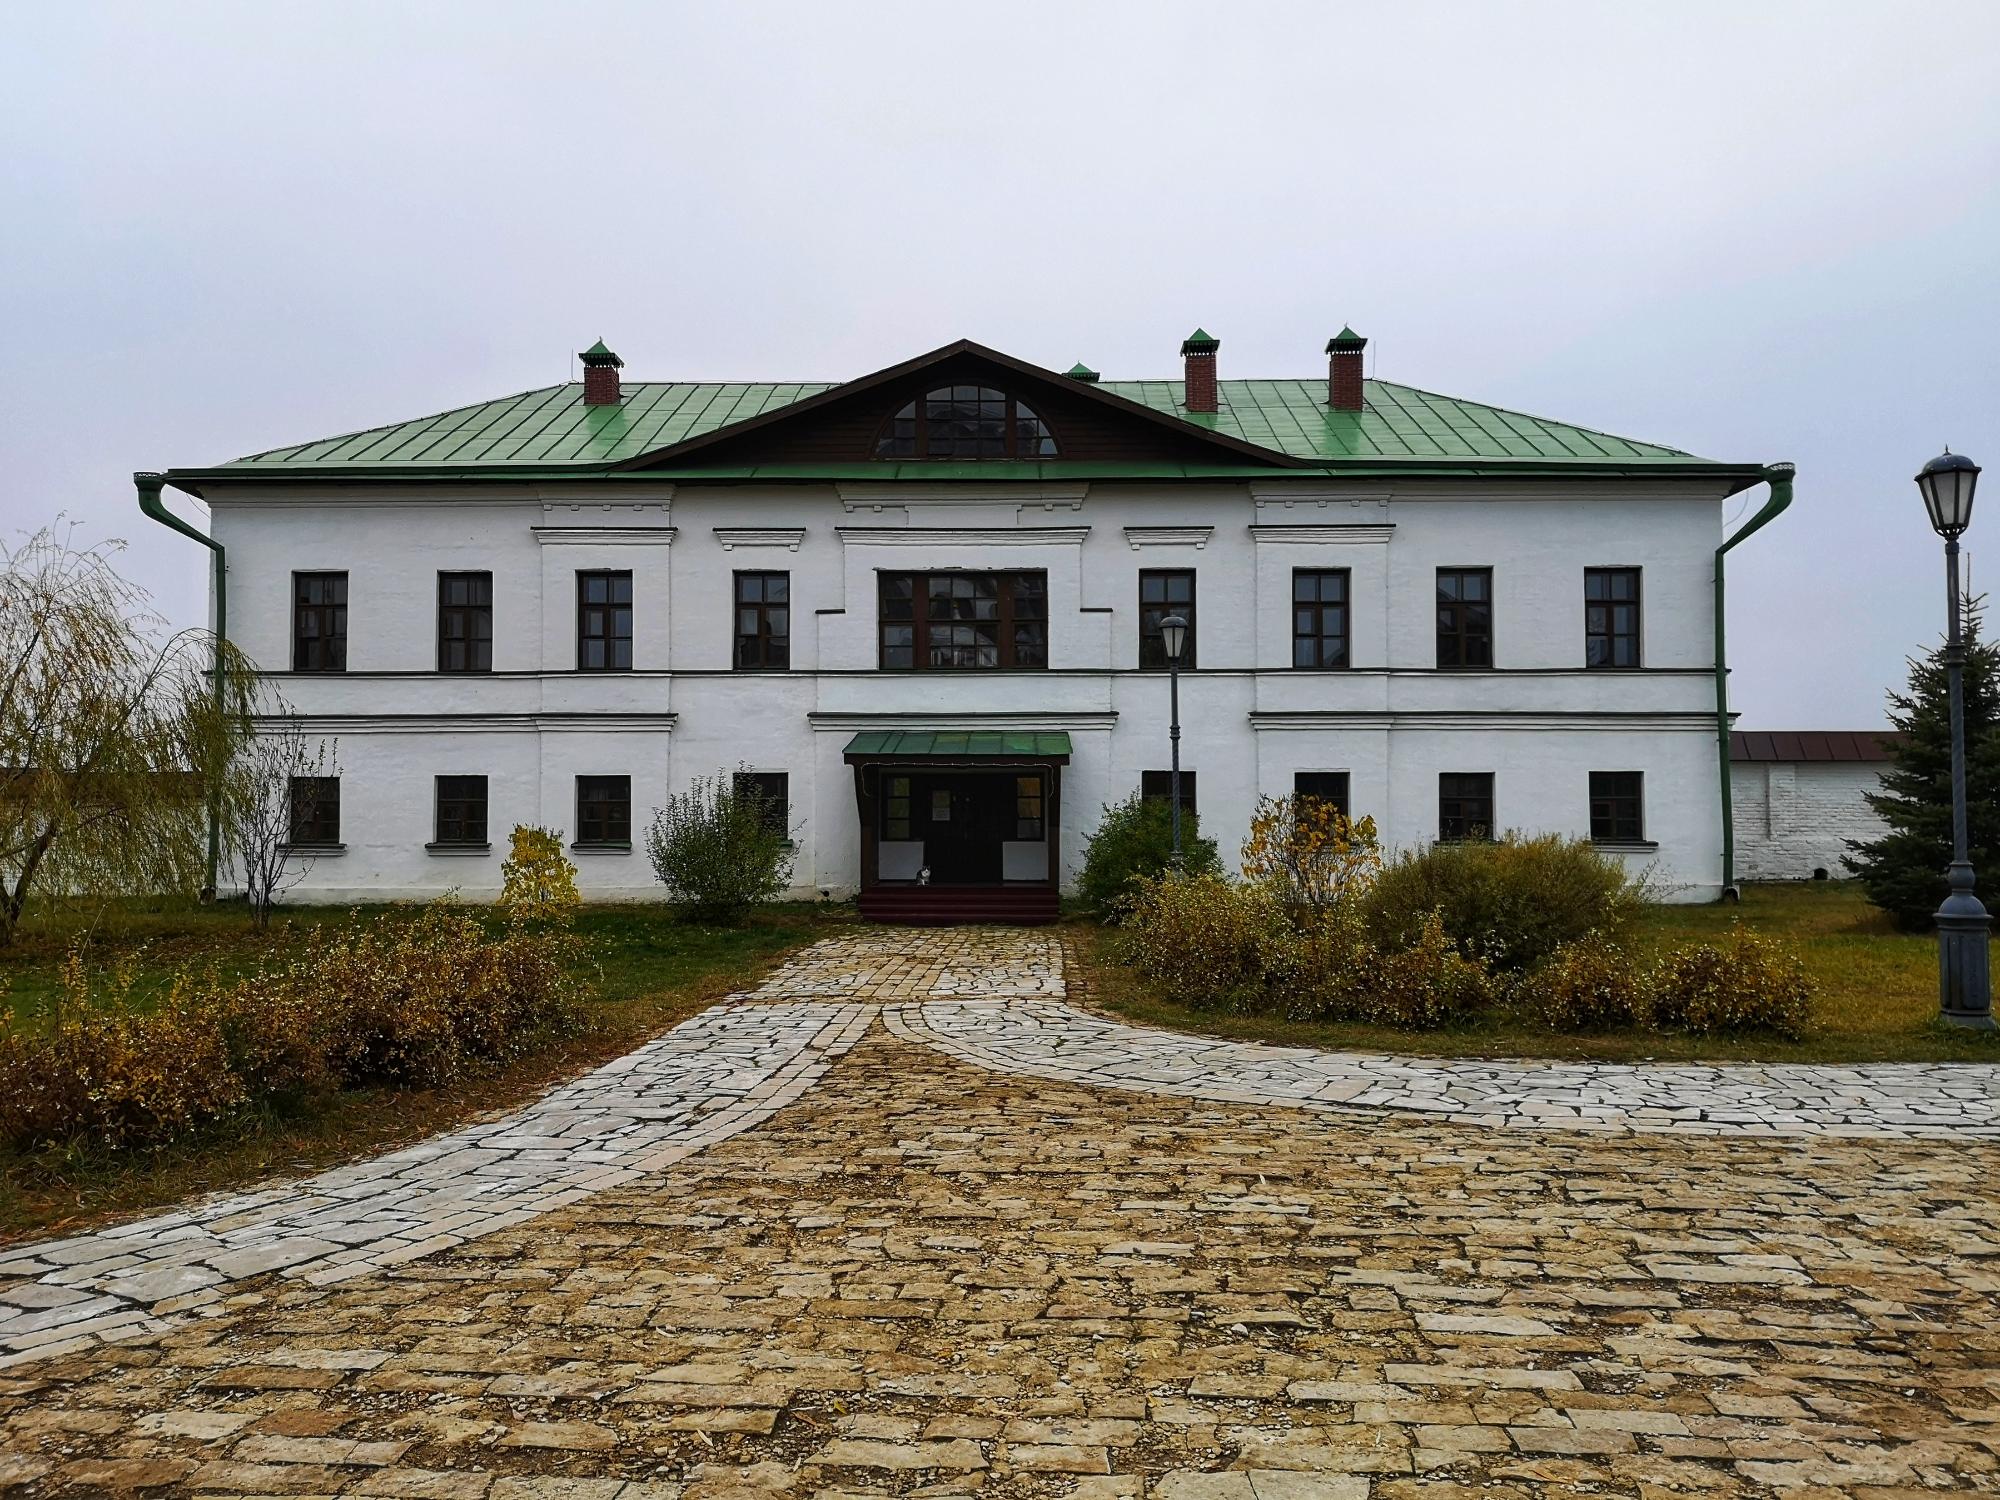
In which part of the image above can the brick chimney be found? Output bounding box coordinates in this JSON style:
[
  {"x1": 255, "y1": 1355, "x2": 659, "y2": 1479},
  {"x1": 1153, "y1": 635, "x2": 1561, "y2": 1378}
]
[
  {"x1": 1326, "y1": 327, "x2": 1366, "y2": 411},
  {"x1": 581, "y1": 339, "x2": 624, "y2": 406},
  {"x1": 1181, "y1": 328, "x2": 1219, "y2": 414}
]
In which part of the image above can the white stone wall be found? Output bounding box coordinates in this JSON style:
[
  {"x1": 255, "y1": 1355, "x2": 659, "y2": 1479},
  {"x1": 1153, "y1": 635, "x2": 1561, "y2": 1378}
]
[
  {"x1": 1731, "y1": 761, "x2": 1889, "y2": 881},
  {"x1": 206, "y1": 475, "x2": 1737, "y2": 903}
]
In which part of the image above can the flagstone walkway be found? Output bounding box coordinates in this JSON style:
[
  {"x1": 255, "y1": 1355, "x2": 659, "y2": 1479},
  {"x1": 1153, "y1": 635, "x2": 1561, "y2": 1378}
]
[{"x1": 4, "y1": 927, "x2": 2000, "y2": 1496}]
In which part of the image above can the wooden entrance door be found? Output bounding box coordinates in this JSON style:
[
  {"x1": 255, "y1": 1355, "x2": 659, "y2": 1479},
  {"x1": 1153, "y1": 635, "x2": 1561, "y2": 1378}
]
[{"x1": 915, "y1": 772, "x2": 1011, "y2": 884}]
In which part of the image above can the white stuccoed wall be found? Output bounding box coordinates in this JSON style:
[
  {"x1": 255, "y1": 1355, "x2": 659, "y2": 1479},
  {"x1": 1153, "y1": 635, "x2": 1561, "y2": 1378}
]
[
  {"x1": 1731, "y1": 761, "x2": 1890, "y2": 881},
  {"x1": 207, "y1": 475, "x2": 1737, "y2": 903}
]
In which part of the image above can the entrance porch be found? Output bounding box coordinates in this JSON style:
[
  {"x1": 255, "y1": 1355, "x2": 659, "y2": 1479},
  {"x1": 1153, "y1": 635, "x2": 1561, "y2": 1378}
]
[{"x1": 844, "y1": 731, "x2": 1068, "y2": 925}]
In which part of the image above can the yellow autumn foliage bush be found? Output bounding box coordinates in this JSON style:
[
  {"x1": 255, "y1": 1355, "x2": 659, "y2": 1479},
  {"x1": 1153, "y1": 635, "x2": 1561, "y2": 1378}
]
[
  {"x1": 0, "y1": 902, "x2": 589, "y2": 1152},
  {"x1": 1646, "y1": 927, "x2": 1815, "y2": 1037}
]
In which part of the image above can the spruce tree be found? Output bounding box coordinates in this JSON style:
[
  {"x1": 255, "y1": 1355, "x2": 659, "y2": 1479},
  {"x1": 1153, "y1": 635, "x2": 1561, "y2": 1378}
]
[{"x1": 1844, "y1": 601, "x2": 2000, "y2": 928}]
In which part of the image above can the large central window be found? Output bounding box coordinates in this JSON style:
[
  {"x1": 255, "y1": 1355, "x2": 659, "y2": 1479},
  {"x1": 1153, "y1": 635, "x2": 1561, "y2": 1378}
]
[
  {"x1": 874, "y1": 386, "x2": 1058, "y2": 459},
  {"x1": 878, "y1": 571, "x2": 1048, "y2": 669}
]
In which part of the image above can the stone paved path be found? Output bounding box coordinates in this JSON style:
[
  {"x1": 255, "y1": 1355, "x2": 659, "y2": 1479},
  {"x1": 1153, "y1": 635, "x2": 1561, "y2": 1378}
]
[{"x1": 4, "y1": 927, "x2": 2000, "y2": 1497}]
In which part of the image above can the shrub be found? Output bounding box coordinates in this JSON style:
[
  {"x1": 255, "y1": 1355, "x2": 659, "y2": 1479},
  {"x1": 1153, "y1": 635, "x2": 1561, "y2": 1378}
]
[
  {"x1": 645, "y1": 769, "x2": 794, "y2": 922},
  {"x1": 1113, "y1": 870, "x2": 1286, "y2": 1009},
  {"x1": 1354, "y1": 911, "x2": 1498, "y2": 1028},
  {"x1": 1647, "y1": 928, "x2": 1816, "y2": 1037},
  {"x1": 500, "y1": 825, "x2": 581, "y2": 924},
  {"x1": 0, "y1": 902, "x2": 588, "y2": 1152},
  {"x1": 1366, "y1": 833, "x2": 1643, "y2": 972},
  {"x1": 1241, "y1": 796, "x2": 1382, "y2": 912},
  {"x1": 1077, "y1": 793, "x2": 1220, "y2": 919},
  {"x1": 1523, "y1": 934, "x2": 1645, "y2": 1032}
]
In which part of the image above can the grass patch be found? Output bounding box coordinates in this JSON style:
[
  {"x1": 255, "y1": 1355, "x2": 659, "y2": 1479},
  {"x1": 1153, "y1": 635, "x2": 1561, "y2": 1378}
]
[
  {"x1": 0, "y1": 898, "x2": 851, "y2": 1242},
  {"x1": 1075, "y1": 880, "x2": 2000, "y2": 1065}
]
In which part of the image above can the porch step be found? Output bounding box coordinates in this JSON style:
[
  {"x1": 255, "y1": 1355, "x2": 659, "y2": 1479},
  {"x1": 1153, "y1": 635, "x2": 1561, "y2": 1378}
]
[{"x1": 858, "y1": 884, "x2": 1061, "y2": 927}]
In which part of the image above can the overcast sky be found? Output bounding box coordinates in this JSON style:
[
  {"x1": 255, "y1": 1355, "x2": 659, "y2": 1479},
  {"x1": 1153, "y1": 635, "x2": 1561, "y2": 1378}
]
[{"x1": 4, "y1": 1, "x2": 1997, "y2": 727}]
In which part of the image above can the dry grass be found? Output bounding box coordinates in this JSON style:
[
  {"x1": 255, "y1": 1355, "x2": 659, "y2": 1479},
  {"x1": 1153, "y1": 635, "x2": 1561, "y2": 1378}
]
[{"x1": 1075, "y1": 880, "x2": 2000, "y2": 1065}]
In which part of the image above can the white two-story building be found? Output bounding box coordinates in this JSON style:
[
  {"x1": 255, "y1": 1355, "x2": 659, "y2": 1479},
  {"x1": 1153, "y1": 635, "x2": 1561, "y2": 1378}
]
[{"x1": 142, "y1": 332, "x2": 1792, "y2": 920}]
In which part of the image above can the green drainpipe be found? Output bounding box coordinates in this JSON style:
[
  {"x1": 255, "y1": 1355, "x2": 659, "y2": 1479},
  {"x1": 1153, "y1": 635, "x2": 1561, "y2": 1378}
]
[
  {"x1": 135, "y1": 471, "x2": 226, "y2": 899},
  {"x1": 1714, "y1": 462, "x2": 1795, "y2": 897}
]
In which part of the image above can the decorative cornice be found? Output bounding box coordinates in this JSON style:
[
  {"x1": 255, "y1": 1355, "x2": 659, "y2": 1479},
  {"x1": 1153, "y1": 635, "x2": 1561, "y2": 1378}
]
[
  {"x1": 1249, "y1": 524, "x2": 1395, "y2": 546},
  {"x1": 1123, "y1": 526, "x2": 1214, "y2": 551},
  {"x1": 1250, "y1": 481, "x2": 1391, "y2": 506},
  {"x1": 713, "y1": 527, "x2": 806, "y2": 551},
  {"x1": 531, "y1": 526, "x2": 678, "y2": 546},
  {"x1": 834, "y1": 526, "x2": 1091, "y2": 548},
  {"x1": 808, "y1": 710, "x2": 1117, "y2": 732},
  {"x1": 837, "y1": 482, "x2": 1088, "y2": 510},
  {"x1": 252, "y1": 712, "x2": 678, "y2": 734}
]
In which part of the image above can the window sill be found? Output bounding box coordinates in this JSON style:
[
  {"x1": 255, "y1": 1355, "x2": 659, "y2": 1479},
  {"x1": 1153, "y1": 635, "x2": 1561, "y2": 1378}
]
[
  {"x1": 280, "y1": 842, "x2": 345, "y2": 856},
  {"x1": 1592, "y1": 839, "x2": 1659, "y2": 852},
  {"x1": 426, "y1": 842, "x2": 493, "y2": 857},
  {"x1": 570, "y1": 841, "x2": 633, "y2": 855}
]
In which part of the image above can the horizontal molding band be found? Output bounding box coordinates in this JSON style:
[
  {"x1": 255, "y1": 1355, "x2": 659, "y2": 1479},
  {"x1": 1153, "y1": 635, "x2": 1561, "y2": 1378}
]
[
  {"x1": 1249, "y1": 523, "x2": 1396, "y2": 545},
  {"x1": 1249, "y1": 711, "x2": 1717, "y2": 732},
  {"x1": 833, "y1": 526, "x2": 1091, "y2": 547},
  {"x1": 254, "y1": 666, "x2": 1718, "y2": 680},
  {"x1": 253, "y1": 713, "x2": 678, "y2": 734},
  {"x1": 531, "y1": 526, "x2": 678, "y2": 546},
  {"x1": 808, "y1": 711, "x2": 1118, "y2": 732},
  {"x1": 713, "y1": 526, "x2": 805, "y2": 550}
]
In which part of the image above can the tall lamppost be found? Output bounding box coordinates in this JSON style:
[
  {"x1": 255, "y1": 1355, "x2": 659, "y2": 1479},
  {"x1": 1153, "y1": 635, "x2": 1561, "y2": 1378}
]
[
  {"x1": 1160, "y1": 612, "x2": 1188, "y2": 864},
  {"x1": 1918, "y1": 448, "x2": 1994, "y2": 1029}
]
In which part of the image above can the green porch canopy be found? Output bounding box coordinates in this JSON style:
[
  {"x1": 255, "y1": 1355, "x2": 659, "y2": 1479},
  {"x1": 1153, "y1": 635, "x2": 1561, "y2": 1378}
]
[{"x1": 843, "y1": 730, "x2": 1072, "y2": 761}]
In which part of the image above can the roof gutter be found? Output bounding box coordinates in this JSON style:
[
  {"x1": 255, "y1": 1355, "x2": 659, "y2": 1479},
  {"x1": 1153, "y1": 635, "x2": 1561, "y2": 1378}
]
[
  {"x1": 135, "y1": 471, "x2": 225, "y2": 899},
  {"x1": 1714, "y1": 462, "x2": 1795, "y2": 896}
]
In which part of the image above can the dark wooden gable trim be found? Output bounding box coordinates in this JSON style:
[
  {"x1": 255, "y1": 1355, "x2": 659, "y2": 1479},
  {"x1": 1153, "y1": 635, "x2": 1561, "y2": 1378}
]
[{"x1": 610, "y1": 339, "x2": 1305, "y2": 471}]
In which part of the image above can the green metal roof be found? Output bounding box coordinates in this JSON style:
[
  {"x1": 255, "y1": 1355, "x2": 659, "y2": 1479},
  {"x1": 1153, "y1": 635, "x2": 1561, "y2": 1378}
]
[
  {"x1": 842, "y1": 731, "x2": 1073, "y2": 760},
  {"x1": 209, "y1": 377, "x2": 1700, "y2": 474}
]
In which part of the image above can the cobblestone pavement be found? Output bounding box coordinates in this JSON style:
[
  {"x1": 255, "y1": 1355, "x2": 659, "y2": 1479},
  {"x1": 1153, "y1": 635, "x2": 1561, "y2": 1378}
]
[
  {"x1": 895, "y1": 995, "x2": 2000, "y2": 1139},
  {"x1": 4, "y1": 927, "x2": 2000, "y2": 1496}
]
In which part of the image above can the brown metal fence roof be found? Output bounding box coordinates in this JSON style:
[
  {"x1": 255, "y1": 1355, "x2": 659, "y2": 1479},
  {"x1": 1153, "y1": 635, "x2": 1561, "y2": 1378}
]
[{"x1": 1729, "y1": 730, "x2": 1904, "y2": 764}]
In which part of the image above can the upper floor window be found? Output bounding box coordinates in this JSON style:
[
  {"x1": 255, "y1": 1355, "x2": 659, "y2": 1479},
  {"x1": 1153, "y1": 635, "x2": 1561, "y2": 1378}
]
[
  {"x1": 1436, "y1": 568, "x2": 1493, "y2": 668},
  {"x1": 874, "y1": 386, "x2": 1058, "y2": 460},
  {"x1": 1138, "y1": 570, "x2": 1196, "y2": 668},
  {"x1": 292, "y1": 572, "x2": 347, "y2": 672},
  {"x1": 1293, "y1": 569, "x2": 1350, "y2": 668},
  {"x1": 734, "y1": 571, "x2": 790, "y2": 670},
  {"x1": 577, "y1": 571, "x2": 633, "y2": 671},
  {"x1": 1585, "y1": 568, "x2": 1642, "y2": 668},
  {"x1": 438, "y1": 572, "x2": 492, "y2": 673},
  {"x1": 879, "y1": 571, "x2": 1047, "y2": 670}
]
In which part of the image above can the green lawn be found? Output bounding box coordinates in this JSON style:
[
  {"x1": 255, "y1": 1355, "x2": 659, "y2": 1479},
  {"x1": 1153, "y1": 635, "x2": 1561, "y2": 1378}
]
[
  {"x1": 1078, "y1": 880, "x2": 2000, "y2": 1065},
  {"x1": 0, "y1": 898, "x2": 851, "y2": 1241}
]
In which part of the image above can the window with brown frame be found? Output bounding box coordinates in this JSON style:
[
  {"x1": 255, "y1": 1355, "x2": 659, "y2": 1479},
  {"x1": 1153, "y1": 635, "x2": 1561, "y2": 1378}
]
[
  {"x1": 1015, "y1": 774, "x2": 1045, "y2": 840},
  {"x1": 1589, "y1": 771, "x2": 1645, "y2": 843},
  {"x1": 575, "y1": 775, "x2": 631, "y2": 846},
  {"x1": 432, "y1": 775, "x2": 488, "y2": 846},
  {"x1": 1138, "y1": 569, "x2": 1196, "y2": 668},
  {"x1": 287, "y1": 776, "x2": 340, "y2": 846},
  {"x1": 1438, "y1": 772, "x2": 1495, "y2": 841},
  {"x1": 733, "y1": 571, "x2": 790, "y2": 669},
  {"x1": 873, "y1": 385, "x2": 1058, "y2": 459},
  {"x1": 881, "y1": 774, "x2": 914, "y2": 840},
  {"x1": 1294, "y1": 771, "x2": 1350, "y2": 818},
  {"x1": 1141, "y1": 769, "x2": 1196, "y2": 818},
  {"x1": 292, "y1": 572, "x2": 348, "y2": 672},
  {"x1": 878, "y1": 571, "x2": 1048, "y2": 670},
  {"x1": 1293, "y1": 569, "x2": 1350, "y2": 668},
  {"x1": 1585, "y1": 568, "x2": 1642, "y2": 668},
  {"x1": 577, "y1": 571, "x2": 633, "y2": 671},
  {"x1": 732, "y1": 770, "x2": 790, "y2": 838},
  {"x1": 1436, "y1": 568, "x2": 1493, "y2": 668},
  {"x1": 437, "y1": 572, "x2": 492, "y2": 673}
]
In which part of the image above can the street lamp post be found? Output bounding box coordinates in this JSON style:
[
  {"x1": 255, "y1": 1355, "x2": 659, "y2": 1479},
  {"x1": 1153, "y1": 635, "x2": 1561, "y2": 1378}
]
[
  {"x1": 1917, "y1": 449, "x2": 1994, "y2": 1029},
  {"x1": 1160, "y1": 613, "x2": 1188, "y2": 864}
]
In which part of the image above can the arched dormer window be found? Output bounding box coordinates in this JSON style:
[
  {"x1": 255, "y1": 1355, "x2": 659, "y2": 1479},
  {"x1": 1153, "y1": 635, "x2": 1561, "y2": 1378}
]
[{"x1": 874, "y1": 385, "x2": 1058, "y2": 459}]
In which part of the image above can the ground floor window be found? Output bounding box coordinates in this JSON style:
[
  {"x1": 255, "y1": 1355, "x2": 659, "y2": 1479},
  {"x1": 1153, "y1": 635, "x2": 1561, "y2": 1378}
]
[
  {"x1": 433, "y1": 775, "x2": 488, "y2": 846},
  {"x1": 1015, "y1": 774, "x2": 1045, "y2": 839},
  {"x1": 287, "y1": 776, "x2": 340, "y2": 846},
  {"x1": 1293, "y1": 771, "x2": 1350, "y2": 818},
  {"x1": 1438, "y1": 772, "x2": 1494, "y2": 841},
  {"x1": 881, "y1": 774, "x2": 913, "y2": 840},
  {"x1": 733, "y1": 771, "x2": 790, "y2": 838},
  {"x1": 1589, "y1": 771, "x2": 1645, "y2": 842},
  {"x1": 1141, "y1": 769, "x2": 1196, "y2": 817},
  {"x1": 576, "y1": 775, "x2": 631, "y2": 846}
]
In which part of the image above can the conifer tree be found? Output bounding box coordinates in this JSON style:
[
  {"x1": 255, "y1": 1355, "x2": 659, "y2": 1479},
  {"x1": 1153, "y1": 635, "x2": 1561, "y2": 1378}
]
[{"x1": 1844, "y1": 601, "x2": 2000, "y2": 928}]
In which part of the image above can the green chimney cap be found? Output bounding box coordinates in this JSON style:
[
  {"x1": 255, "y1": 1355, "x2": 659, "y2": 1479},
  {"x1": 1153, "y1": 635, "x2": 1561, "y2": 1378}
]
[
  {"x1": 1325, "y1": 327, "x2": 1367, "y2": 352},
  {"x1": 580, "y1": 339, "x2": 624, "y2": 368},
  {"x1": 1065, "y1": 362, "x2": 1100, "y2": 383},
  {"x1": 1181, "y1": 328, "x2": 1219, "y2": 355}
]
